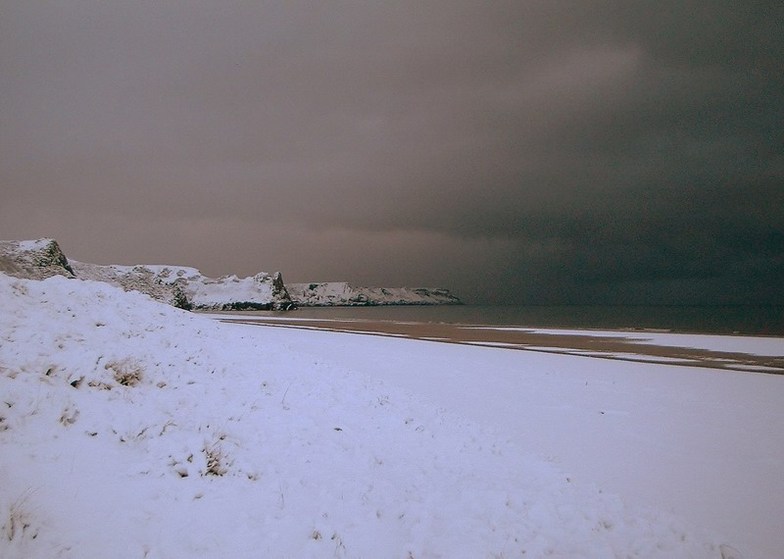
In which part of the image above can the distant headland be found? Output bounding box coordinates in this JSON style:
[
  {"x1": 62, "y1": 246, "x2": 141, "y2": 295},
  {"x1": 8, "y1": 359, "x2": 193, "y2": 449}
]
[{"x1": 0, "y1": 238, "x2": 462, "y2": 311}]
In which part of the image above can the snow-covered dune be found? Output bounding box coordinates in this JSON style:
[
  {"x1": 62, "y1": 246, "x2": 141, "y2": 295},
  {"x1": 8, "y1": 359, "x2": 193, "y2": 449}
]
[{"x1": 0, "y1": 272, "x2": 739, "y2": 558}]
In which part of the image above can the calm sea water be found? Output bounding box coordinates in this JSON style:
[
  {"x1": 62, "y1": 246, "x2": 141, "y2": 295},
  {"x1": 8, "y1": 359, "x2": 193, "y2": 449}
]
[{"x1": 260, "y1": 304, "x2": 784, "y2": 336}]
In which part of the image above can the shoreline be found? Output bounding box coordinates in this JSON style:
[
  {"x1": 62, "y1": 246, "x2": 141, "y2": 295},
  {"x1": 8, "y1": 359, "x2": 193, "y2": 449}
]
[
  {"x1": 210, "y1": 315, "x2": 784, "y2": 375},
  {"x1": 197, "y1": 302, "x2": 784, "y2": 337}
]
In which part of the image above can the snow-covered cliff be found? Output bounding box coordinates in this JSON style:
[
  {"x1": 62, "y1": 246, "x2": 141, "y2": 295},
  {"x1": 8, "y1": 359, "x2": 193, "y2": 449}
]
[
  {"x1": 69, "y1": 261, "x2": 293, "y2": 311},
  {"x1": 0, "y1": 239, "x2": 293, "y2": 310},
  {"x1": 288, "y1": 282, "x2": 462, "y2": 306},
  {"x1": 1, "y1": 239, "x2": 460, "y2": 310}
]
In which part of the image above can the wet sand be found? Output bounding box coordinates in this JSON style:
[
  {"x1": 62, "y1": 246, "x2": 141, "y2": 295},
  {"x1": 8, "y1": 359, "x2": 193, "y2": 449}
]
[{"x1": 218, "y1": 316, "x2": 784, "y2": 375}]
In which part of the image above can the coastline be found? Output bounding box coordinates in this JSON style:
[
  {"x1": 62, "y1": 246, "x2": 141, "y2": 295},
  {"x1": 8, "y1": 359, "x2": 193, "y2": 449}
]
[
  {"x1": 229, "y1": 303, "x2": 784, "y2": 336},
  {"x1": 207, "y1": 315, "x2": 784, "y2": 375}
]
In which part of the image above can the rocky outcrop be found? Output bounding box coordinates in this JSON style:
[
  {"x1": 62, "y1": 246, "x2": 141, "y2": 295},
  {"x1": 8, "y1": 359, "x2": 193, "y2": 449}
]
[
  {"x1": 288, "y1": 282, "x2": 462, "y2": 306},
  {"x1": 0, "y1": 238, "x2": 75, "y2": 280},
  {"x1": 1, "y1": 239, "x2": 293, "y2": 311}
]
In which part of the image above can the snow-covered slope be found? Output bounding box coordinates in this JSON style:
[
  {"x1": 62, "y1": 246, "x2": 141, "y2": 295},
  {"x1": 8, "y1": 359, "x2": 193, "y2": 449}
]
[
  {"x1": 0, "y1": 238, "x2": 293, "y2": 310},
  {"x1": 70, "y1": 261, "x2": 293, "y2": 311},
  {"x1": 288, "y1": 282, "x2": 462, "y2": 306},
  {"x1": 0, "y1": 272, "x2": 729, "y2": 558}
]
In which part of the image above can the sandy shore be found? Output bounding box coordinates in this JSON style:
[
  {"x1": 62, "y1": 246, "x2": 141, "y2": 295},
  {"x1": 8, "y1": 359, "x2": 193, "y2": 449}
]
[{"x1": 218, "y1": 316, "x2": 784, "y2": 375}]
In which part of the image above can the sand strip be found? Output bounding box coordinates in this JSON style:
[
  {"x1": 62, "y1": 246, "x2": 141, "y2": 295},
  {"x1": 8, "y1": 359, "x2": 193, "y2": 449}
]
[{"x1": 219, "y1": 317, "x2": 784, "y2": 375}]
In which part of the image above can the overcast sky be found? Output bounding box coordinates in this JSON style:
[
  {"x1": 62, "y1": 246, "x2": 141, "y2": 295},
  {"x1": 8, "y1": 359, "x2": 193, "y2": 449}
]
[{"x1": 2, "y1": 1, "x2": 782, "y2": 304}]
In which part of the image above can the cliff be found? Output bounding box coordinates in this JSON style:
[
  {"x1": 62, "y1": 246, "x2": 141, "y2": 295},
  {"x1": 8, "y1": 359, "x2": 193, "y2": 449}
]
[
  {"x1": 68, "y1": 261, "x2": 293, "y2": 311},
  {"x1": 0, "y1": 239, "x2": 293, "y2": 311},
  {"x1": 1, "y1": 239, "x2": 460, "y2": 310},
  {"x1": 288, "y1": 282, "x2": 462, "y2": 306}
]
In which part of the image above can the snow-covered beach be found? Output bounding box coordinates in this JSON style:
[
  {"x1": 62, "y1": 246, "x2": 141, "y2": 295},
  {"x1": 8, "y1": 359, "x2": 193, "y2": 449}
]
[
  {"x1": 2, "y1": 274, "x2": 782, "y2": 558},
  {"x1": 205, "y1": 314, "x2": 784, "y2": 375}
]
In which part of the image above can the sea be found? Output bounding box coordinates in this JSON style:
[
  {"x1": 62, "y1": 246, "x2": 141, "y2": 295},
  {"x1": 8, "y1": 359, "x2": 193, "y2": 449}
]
[{"x1": 259, "y1": 304, "x2": 784, "y2": 336}]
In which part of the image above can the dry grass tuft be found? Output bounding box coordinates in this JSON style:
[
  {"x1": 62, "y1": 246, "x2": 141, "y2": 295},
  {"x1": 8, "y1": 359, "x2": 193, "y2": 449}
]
[
  {"x1": 2, "y1": 491, "x2": 37, "y2": 542},
  {"x1": 203, "y1": 443, "x2": 228, "y2": 476},
  {"x1": 105, "y1": 358, "x2": 144, "y2": 387}
]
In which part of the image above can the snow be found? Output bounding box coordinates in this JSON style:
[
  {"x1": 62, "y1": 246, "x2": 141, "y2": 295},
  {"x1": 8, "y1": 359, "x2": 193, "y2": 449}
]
[
  {"x1": 1, "y1": 274, "x2": 780, "y2": 557},
  {"x1": 15, "y1": 239, "x2": 53, "y2": 251},
  {"x1": 302, "y1": 330, "x2": 784, "y2": 558}
]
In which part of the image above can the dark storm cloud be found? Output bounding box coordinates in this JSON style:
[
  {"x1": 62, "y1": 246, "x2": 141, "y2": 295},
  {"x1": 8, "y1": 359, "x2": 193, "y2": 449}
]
[{"x1": 1, "y1": 1, "x2": 782, "y2": 303}]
